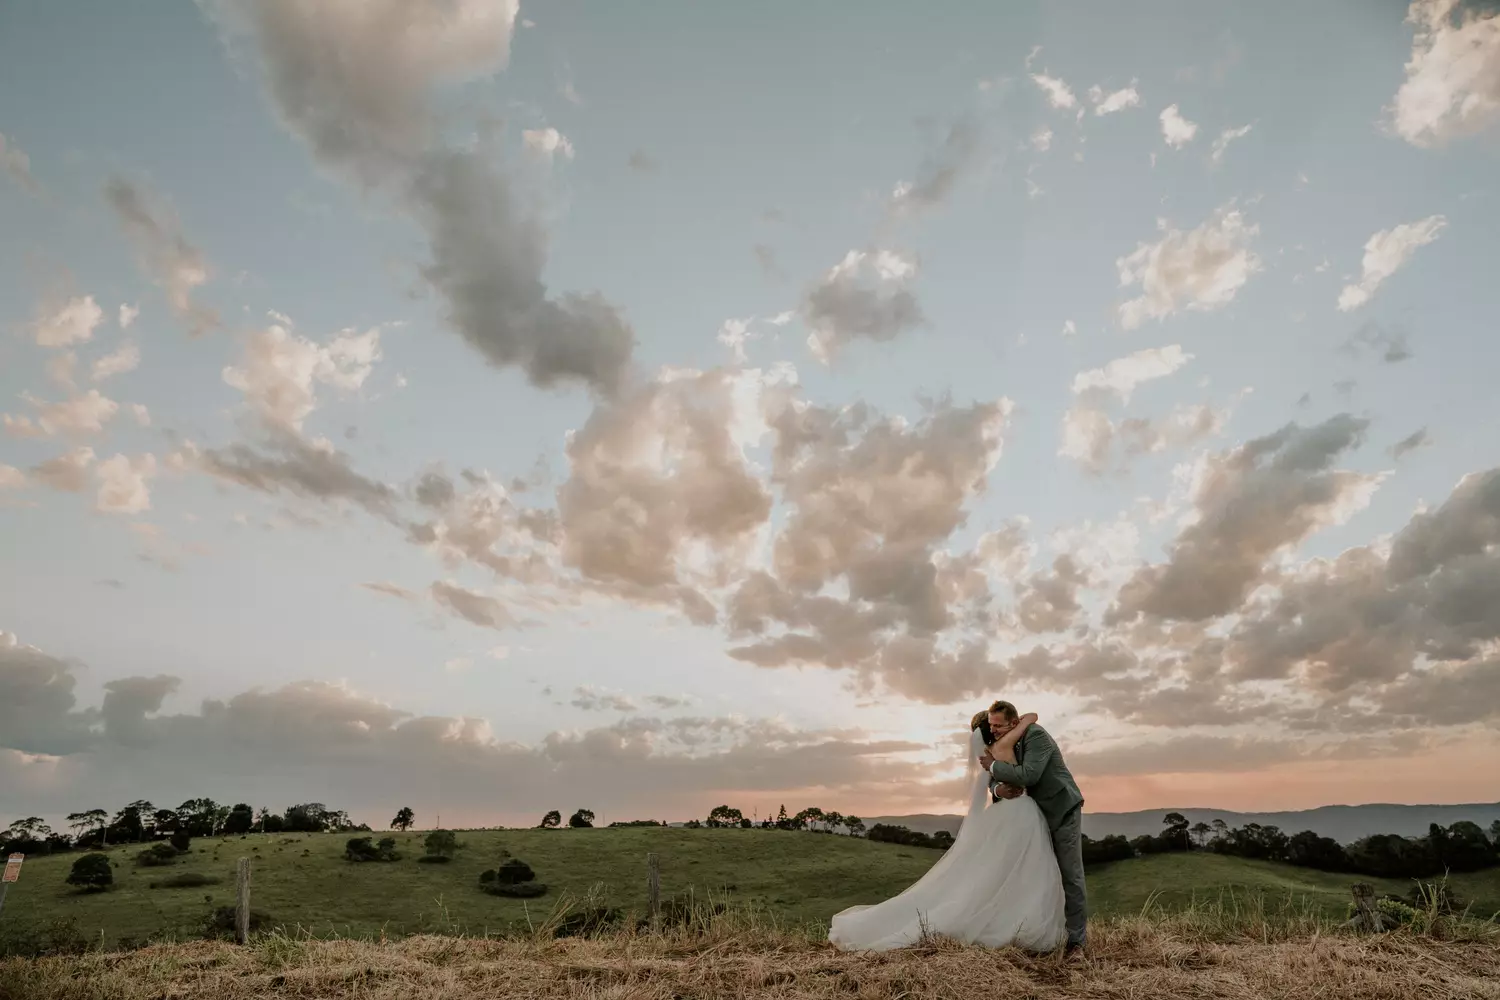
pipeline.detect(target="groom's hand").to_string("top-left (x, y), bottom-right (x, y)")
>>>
top-left (978, 751), bottom-right (996, 769)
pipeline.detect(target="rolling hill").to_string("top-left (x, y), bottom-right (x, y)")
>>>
top-left (2, 826), bottom-right (1497, 952)
top-left (869, 801), bottom-right (1500, 843)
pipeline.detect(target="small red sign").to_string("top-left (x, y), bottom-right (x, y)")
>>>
top-left (2, 854), bottom-right (22, 883)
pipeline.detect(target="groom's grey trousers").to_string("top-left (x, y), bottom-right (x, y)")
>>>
top-left (1051, 804), bottom-right (1087, 948)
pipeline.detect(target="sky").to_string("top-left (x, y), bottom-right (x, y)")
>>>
top-left (2, 0), bottom-right (1499, 831)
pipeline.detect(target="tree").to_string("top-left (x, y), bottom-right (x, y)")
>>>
top-left (706, 805), bottom-right (744, 828)
top-left (539, 810), bottom-right (562, 829)
top-left (423, 829), bottom-right (458, 860)
top-left (67, 853), bottom-right (114, 892)
top-left (569, 809), bottom-right (595, 829)
top-left (224, 804), bottom-right (255, 836)
top-left (843, 815), bottom-right (865, 838)
top-left (1286, 830), bottom-right (1349, 871)
top-left (283, 803), bottom-right (330, 833)
top-left (775, 804), bottom-right (790, 830)
top-left (823, 811), bottom-right (845, 834)
top-left (791, 807), bottom-right (825, 832)
top-left (1489, 819), bottom-right (1500, 846)
top-left (391, 807), bottom-right (416, 832)
top-left (81, 808), bottom-right (110, 846)
top-left (2, 817), bottom-right (56, 854)
top-left (1190, 822), bottom-right (1213, 848)
top-left (169, 829), bottom-right (192, 853)
top-left (66, 811), bottom-right (94, 841)
top-left (1161, 813), bottom-right (1191, 852)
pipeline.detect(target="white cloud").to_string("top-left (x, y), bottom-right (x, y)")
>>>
top-left (0, 465), bottom-right (27, 490)
top-left (1088, 83), bottom-right (1141, 116)
top-left (31, 296), bottom-right (104, 348)
top-left (1337, 215), bottom-right (1447, 311)
top-left (30, 447), bottom-right (96, 492)
top-left (1210, 124), bottom-right (1253, 163)
top-left (1030, 127), bottom-right (1053, 152)
top-left (1031, 73), bottom-right (1077, 110)
top-left (222, 319), bottom-right (382, 431)
top-left (118, 303), bottom-right (140, 329)
top-left (1117, 205), bottom-right (1261, 329)
top-left (1159, 104), bottom-right (1199, 147)
top-left (3, 390), bottom-right (120, 438)
top-left (104, 178), bottom-right (217, 336)
top-left (45, 352), bottom-right (77, 389)
top-left (95, 453), bottom-right (157, 514)
top-left (443, 657), bottom-right (473, 674)
top-left (91, 342), bottom-right (141, 382)
top-left (803, 248), bottom-right (923, 362)
top-left (1072, 345), bottom-right (1193, 405)
top-left (717, 317), bottom-right (754, 364)
top-left (1388, 0), bottom-right (1500, 147)
top-left (522, 126), bottom-right (575, 161)
top-left (1060, 320), bottom-right (1077, 337)
top-left (0, 132), bottom-right (40, 195)
top-left (129, 403), bottom-right (152, 427)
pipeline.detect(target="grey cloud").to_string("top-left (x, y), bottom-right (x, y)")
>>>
top-left (1341, 320), bottom-right (1413, 363)
top-left (627, 149), bottom-right (658, 172)
top-left (104, 177), bottom-right (218, 335)
top-left (1015, 555), bottom-right (1089, 633)
top-left (887, 121), bottom-right (980, 216)
top-left (100, 675), bottom-right (180, 748)
top-left (1388, 467), bottom-right (1500, 581)
top-left (0, 633), bottom-right (96, 756)
top-left (1110, 414), bottom-right (1373, 623)
top-left (360, 581), bottom-right (418, 602)
top-left (430, 581), bottom-right (516, 631)
top-left (196, 432), bottom-right (399, 520)
top-left (1390, 427), bottom-right (1432, 459)
top-left (570, 686), bottom-right (638, 713)
top-left (802, 249), bottom-right (924, 362)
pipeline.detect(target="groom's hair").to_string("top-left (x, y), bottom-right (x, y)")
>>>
top-left (987, 700), bottom-right (1019, 723)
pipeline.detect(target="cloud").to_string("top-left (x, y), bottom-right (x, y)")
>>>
top-left (0, 132), bottom-right (41, 195)
top-left (1109, 414), bottom-right (1377, 623)
top-left (1117, 205), bottom-right (1260, 329)
top-left (1210, 124), bottom-right (1253, 163)
top-left (571, 686), bottom-right (639, 713)
top-left (803, 249), bottom-right (923, 362)
top-left (1336, 215), bottom-right (1446, 311)
top-left (94, 454), bottom-right (157, 514)
top-left (1341, 320), bottom-right (1414, 363)
top-left (4, 390), bottom-right (120, 438)
top-left (221, 319), bottom-right (381, 431)
top-left (0, 633), bottom-right (96, 756)
top-left (118, 303), bottom-right (140, 329)
top-left (1390, 427), bottom-right (1431, 459)
top-left (887, 122), bottom-right (979, 216)
top-left (104, 178), bottom-right (218, 335)
top-left (210, 0), bottom-right (633, 396)
top-left (360, 581), bottom-right (419, 602)
top-left (430, 580), bottom-right (516, 630)
top-left (90, 341), bottom-right (142, 382)
top-left (29, 447), bottom-right (96, 492)
top-left (1071, 345), bottom-right (1193, 404)
top-left (0, 465), bottom-right (26, 491)
top-left (752, 245), bottom-right (781, 281)
top-left (1159, 104), bottom-right (1199, 147)
top-left (627, 149), bottom-right (658, 172)
top-left (1388, 0), bottom-right (1500, 147)
top-left (30, 295), bottom-right (104, 348)
top-left (1031, 73), bottom-right (1077, 110)
top-left (522, 126), bottom-right (574, 161)
top-left (1088, 83), bottom-right (1141, 116)
top-left (190, 432), bottom-right (398, 520)
top-left (1030, 128), bottom-right (1053, 152)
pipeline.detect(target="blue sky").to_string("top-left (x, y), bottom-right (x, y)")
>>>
top-left (2, 0), bottom-right (1498, 829)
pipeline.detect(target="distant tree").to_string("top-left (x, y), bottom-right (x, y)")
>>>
top-left (706, 805), bottom-right (744, 828)
top-left (1161, 813), bottom-right (1191, 852)
top-left (843, 815), bottom-right (865, 838)
top-left (1285, 830), bottom-right (1349, 871)
top-left (261, 813), bottom-right (286, 834)
top-left (177, 799), bottom-right (223, 837)
top-left (284, 803), bottom-right (331, 833)
top-left (80, 808), bottom-right (110, 846)
top-left (540, 810), bottom-right (562, 829)
top-left (823, 811), bottom-right (845, 834)
top-left (684, 819), bottom-right (703, 829)
top-left (932, 831), bottom-right (955, 850)
top-left (391, 807), bottom-right (416, 832)
top-left (775, 804), bottom-right (789, 830)
top-left (1211, 818), bottom-right (1229, 839)
top-left (67, 853), bottom-right (114, 891)
top-left (1080, 834), bottom-right (1135, 868)
top-left (791, 807), bottom-right (825, 832)
top-left (739, 817), bottom-right (753, 829)
top-left (153, 809), bottom-right (179, 836)
top-left (1488, 819), bottom-right (1500, 846)
top-left (223, 804), bottom-right (255, 836)
top-left (569, 809), bottom-right (595, 829)
top-left (1431, 820), bottom-right (1494, 873)
top-left (66, 811), bottom-right (95, 842)
top-left (109, 801), bottom-right (156, 843)
top-left (423, 829), bottom-right (458, 860)
top-left (2, 817), bottom-right (56, 854)
top-left (1190, 822), bottom-right (1213, 848)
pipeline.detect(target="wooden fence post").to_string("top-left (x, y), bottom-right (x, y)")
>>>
top-left (235, 858), bottom-right (252, 944)
top-left (647, 852), bottom-right (660, 933)
top-left (1342, 882), bottom-right (1392, 933)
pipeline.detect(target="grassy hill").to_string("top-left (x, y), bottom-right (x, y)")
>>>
top-left (2, 828), bottom-right (1497, 951)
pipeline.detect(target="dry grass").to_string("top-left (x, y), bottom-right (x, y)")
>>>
top-left (3, 895), bottom-right (1497, 1000)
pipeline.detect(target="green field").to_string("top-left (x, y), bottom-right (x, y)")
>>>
top-left (2, 828), bottom-right (1497, 949)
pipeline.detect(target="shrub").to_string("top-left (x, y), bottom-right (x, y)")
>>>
top-left (149, 872), bottom-right (222, 890)
top-left (485, 881), bottom-right (548, 898)
top-left (496, 858), bottom-right (535, 884)
top-left (65, 853), bottom-right (113, 892)
top-left (169, 830), bottom-right (192, 853)
top-left (136, 843), bottom-right (180, 867)
top-left (479, 869), bottom-right (497, 883)
top-left (568, 809), bottom-right (595, 829)
top-left (423, 829), bottom-right (458, 859)
top-left (345, 837), bottom-right (378, 861)
top-left (416, 855), bottom-right (452, 864)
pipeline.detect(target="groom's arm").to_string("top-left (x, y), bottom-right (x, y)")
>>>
top-left (988, 728), bottom-right (1055, 789)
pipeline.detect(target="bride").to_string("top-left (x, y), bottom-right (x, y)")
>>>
top-left (828, 710), bottom-right (1066, 952)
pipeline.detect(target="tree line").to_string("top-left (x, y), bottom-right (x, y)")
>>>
top-left (1078, 812), bottom-right (1500, 878)
top-left (1, 800), bottom-right (368, 855)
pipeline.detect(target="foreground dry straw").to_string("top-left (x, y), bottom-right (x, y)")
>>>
top-left (3, 915), bottom-right (1499, 1000)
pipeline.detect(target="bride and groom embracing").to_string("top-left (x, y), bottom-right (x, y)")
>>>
top-left (829, 700), bottom-right (1088, 954)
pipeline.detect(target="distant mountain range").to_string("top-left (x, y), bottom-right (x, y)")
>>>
top-left (867, 802), bottom-right (1500, 845)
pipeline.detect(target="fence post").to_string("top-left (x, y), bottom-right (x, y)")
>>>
top-left (1342, 882), bottom-right (1391, 933)
top-left (647, 852), bottom-right (660, 933)
top-left (235, 857), bottom-right (252, 944)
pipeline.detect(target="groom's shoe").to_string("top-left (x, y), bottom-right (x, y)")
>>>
top-left (1063, 942), bottom-right (1086, 957)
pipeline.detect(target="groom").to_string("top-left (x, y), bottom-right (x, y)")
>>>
top-left (978, 701), bottom-right (1087, 952)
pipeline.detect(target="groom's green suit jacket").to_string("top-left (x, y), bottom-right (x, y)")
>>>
top-left (988, 724), bottom-right (1084, 832)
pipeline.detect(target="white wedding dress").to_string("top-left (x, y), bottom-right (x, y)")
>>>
top-left (828, 727), bottom-right (1066, 952)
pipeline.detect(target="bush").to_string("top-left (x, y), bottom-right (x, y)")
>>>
top-left (169, 830), bottom-right (192, 853)
top-left (423, 829), bottom-right (458, 860)
top-left (416, 855), bottom-right (452, 864)
top-left (149, 872), bottom-right (222, 890)
top-left (496, 858), bottom-right (535, 884)
top-left (484, 881), bottom-right (548, 898)
top-left (479, 868), bottom-right (497, 883)
top-left (345, 836), bottom-right (400, 862)
top-left (136, 843), bottom-right (181, 867)
top-left (65, 853), bottom-right (113, 892)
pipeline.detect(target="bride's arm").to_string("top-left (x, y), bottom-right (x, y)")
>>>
top-left (989, 713), bottom-right (1037, 765)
